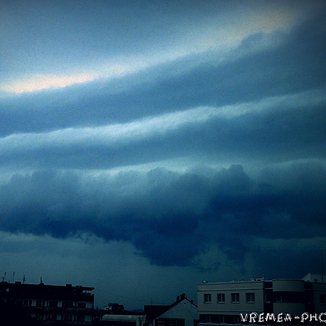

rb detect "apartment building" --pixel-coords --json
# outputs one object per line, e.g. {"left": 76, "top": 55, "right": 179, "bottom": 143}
{"left": 197, "top": 274, "right": 326, "bottom": 325}
{"left": 0, "top": 281, "right": 94, "bottom": 325}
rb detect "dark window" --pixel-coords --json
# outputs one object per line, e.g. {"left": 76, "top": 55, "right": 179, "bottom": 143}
{"left": 62, "top": 314, "right": 73, "bottom": 321}
{"left": 224, "top": 315, "right": 239, "bottom": 324}
{"left": 246, "top": 293, "right": 255, "bottom": 303}
{"left": 47, "top": 314, "right": 57, "bottom": 321}
{"left": 216, "top": 315, "right": 224, "bottom": 323}
{"left": 275, "top": 293, "right": 282, "bottom": 302}
{"left": 62, "top": 301, "right": 74, "bottom": 308}
{"left": 265, "top": 292, "right": 272, "bottom": 303}
{"left": 199, "top": 314, "right": 206, "bottom": 323}
{"left": 320, "top": 294, "right": 326, "bottom": 304}
{"left": 217, "top": 293, "right": 225, "bottom": 303}
{"left": 23, "top": 299, "right": 32, "bottom": 306}
{"left": 76, "top": 315, "right": 85, "bottom": 322}
{"left": 275, "top": 292, "right": 304, "bottom": 303}
{"left": 77, "top": 302, "right": 86, "bottom": 308}
{"left": 49, "top": 300, "right": 58, "bottom": 307}
{"left": 231, "top": 293, "right": 239, "bottom": 303}
{"left": 265, "top": 282, "right": 272, "bottom": 288}
{"left": 204, "top": 294, "right": 211, "bottom": 303}
{"left": 36, "top": 300, "right": 45, "bottom": 307}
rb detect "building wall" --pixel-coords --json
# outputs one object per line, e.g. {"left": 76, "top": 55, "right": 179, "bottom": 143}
{"left": 198, "top": 281, "right": 265, "bottom": 315}
{"left": 157, "top": 299, "right": 198, "bottom": 326}
{"left": 312, "top": 282, "right": 326, "bottom": 313}
{"left": 272, "top": 280, "right": 306, "bottom": 315}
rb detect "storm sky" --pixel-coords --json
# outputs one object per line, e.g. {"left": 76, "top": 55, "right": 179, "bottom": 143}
{"left": 1, "top": 0, "right": 326, "bottom": 309}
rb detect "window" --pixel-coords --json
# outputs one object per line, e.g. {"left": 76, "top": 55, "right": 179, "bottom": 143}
{"left": 205, "top": 315, "right": 212, "bottom": 323}
{"left": 36, "top": 300, "right": 45, "bottom": 307}
{"left": 77, "top": 302, "right": 86, "bottom": 308}
{"left": 49, "top": 300, "right": 58, "bottom": 307}
{"left": 275, "top": 293, "right": 282, "bottom": 302}
{"left": 265, "top": 282, "right": 272, "bottom": 288}
{"left": 216, "top": 315, "right": 225, "bottom": 323}
{"left": 246, "top": 293, "right": 255, "bottom": 303}
{"left": 23, "top": 300, "right": 32, "bottom": 306}
{"left": 77, "top": 315, "right": 85, "bottom": 322}
{"left": 224, "top": 315, "right": 239, "bottom": 324}
{"left": 62, "top": 315, "right": 73, "bottom": 322}
{"left": 62, "top": 301, "right": 74, "bottom": 308}
{"left": 217, "top": 293, "right": 225, "bottom": 303}
{"left": 204, "top": 293, "right": 211, "bottom": 303}
{"left": 47, "top": 314, "right": 57, "bottom": 321}
{"left": 320, "top": 294, "right": 326, "bottom": 304}
{"left": 231, "top": 293, "right": 239, "bottom": 303}
{"left": 265, "top": 292, "right": 272, "bottom": 303}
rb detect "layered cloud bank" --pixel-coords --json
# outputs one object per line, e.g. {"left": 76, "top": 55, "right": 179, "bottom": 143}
{"left": 1, "top": 162, "right": 326, "bottom": 273}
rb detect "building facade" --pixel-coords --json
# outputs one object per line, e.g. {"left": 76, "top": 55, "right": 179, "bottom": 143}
{"left": 144, "top": 294, "right": 199, "bottom": 326}
{"left": 197, "top": 275, "right": 326, "bottom": 325}
{"left": 0, "top": 281, "right": 94, "bottom": 325}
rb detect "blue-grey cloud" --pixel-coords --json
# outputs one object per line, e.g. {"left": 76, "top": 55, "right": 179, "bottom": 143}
{"left": 1, "top": 89, "right": 325, "bottom": 171}
{"left": 1, "top": 162, "right": 325, "bottom": 271}
{"left": 1, "top": 9, "right": 325, "bottom": 137}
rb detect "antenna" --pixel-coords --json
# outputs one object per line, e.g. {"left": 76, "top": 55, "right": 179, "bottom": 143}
{"left": 12, "top": 272, "right": 15, "bottom": 283}
{"left": 23, "top": 275, "right": 26, "bottom": 284}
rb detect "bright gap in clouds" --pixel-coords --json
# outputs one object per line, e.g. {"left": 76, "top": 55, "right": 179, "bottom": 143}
{"left": 0, "top": 3, "right": 309, "bottom": 95}
{"left": 2, "top": 73, "right": 99, "bottom": 94}
{"left": 1, "top": 60, "right": 150, "bottom": 94}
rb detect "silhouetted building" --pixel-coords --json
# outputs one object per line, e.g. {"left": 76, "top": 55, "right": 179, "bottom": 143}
{"left": 0, "top": 281, "right": 94, "bottom": 325}
{"left": 197, "top": 274, "right": 326, "bottom": 325}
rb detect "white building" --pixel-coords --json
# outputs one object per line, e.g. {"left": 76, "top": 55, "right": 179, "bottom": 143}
{"left": 197, "top": 274, "right": 326, "bottom": 325}
{"left": 145, "top": 293, "right": 199, "bottom": 326}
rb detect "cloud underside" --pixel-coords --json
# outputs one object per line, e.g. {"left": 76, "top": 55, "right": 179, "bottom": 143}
{"left": 1, "top": 161, "right": 325, "bottom": 273}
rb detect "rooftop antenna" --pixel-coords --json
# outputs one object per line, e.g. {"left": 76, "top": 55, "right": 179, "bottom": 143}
{"left": 2, "top": 272, "right": 6, "bottom": 282}
{"left": 23, "top": 275, "right": 26, "bottom": 284}
{"left": 12, "top": 272, "right": 15, "bottom": 283}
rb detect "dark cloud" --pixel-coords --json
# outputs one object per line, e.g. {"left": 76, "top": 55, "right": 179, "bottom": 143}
{"left": 1, "top": 162, "right": 325, "bottom": 270}
{"left": 1, "top": 94, "right": 325, "bottom": 172}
